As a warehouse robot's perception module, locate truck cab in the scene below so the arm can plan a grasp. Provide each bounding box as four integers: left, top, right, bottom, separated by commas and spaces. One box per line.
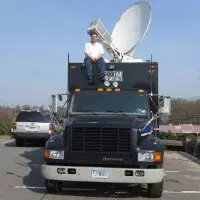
41, 60, 171, 198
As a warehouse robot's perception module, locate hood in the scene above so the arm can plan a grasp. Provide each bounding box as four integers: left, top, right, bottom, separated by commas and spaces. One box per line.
64, 114, 148, 129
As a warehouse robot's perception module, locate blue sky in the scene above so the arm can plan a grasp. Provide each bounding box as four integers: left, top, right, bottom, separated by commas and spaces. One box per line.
0, 0, 200, 107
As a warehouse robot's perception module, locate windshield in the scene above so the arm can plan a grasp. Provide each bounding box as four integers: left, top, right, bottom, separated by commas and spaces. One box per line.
70, 91, 149, 115
16, 111, 51, 123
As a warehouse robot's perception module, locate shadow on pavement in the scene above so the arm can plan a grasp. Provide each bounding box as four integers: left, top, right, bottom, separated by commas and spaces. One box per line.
5, 140, 46, 148
54, 183, 149, 198
20, 147, 45, 188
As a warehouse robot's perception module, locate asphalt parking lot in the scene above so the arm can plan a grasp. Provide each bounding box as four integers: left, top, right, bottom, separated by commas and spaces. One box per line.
0, 138, 200, 200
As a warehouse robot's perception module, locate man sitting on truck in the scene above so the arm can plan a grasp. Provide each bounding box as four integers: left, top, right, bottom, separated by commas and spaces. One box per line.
84, 31, 105, 84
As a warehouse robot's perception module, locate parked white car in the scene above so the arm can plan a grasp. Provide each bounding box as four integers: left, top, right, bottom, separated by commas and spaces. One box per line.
12, 109, 62, 146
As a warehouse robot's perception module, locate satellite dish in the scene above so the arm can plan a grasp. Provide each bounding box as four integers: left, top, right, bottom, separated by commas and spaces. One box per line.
87, 1, 152, 62
111, 1, 151, 59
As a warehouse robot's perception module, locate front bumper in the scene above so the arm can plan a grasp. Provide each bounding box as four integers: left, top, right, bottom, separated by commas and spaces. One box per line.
13, 132, 50, 140
41, 164, 164, 184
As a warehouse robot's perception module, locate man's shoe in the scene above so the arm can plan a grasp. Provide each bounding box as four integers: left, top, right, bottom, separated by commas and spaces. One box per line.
98, 73, 105, 82
88, 76, 94, 84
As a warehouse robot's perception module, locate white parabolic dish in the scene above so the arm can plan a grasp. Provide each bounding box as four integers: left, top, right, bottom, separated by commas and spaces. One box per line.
111, 1, 152, 56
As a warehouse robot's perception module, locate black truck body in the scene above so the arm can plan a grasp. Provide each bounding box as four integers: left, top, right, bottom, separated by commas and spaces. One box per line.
41, 60, 167, 198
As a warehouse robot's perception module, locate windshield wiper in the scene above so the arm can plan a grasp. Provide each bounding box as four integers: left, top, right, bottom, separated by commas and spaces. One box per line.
105, 110, 129, 116
75, 110, 99, 115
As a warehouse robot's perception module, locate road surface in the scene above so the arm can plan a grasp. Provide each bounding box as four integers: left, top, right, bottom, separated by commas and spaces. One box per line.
0, 138, 200, 200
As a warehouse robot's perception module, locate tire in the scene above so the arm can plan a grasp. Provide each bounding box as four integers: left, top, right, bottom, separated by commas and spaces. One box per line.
148, 179, 164, 198
15, 139, 23, 147
45, 179, 62, 193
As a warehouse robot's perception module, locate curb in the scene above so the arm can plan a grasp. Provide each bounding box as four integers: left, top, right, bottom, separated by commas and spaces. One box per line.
0, 135, 13, 140
178, 151, 200, 165
2, 139, 15, 144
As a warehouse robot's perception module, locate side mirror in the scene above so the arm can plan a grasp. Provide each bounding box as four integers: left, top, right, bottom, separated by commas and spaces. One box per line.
158, 96, 171, 115
158, 96, 171, 124
58, 94, 63, 101
51, 95, 57, 113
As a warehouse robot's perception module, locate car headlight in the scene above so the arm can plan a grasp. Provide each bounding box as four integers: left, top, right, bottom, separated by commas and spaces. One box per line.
44, 149, 64, 160
138, 151, 162, 162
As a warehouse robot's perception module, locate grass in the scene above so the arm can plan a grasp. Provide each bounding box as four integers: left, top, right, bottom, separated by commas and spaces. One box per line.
0, 107, 16, 136
0, 117, 16, 136
159, 132, 197, 141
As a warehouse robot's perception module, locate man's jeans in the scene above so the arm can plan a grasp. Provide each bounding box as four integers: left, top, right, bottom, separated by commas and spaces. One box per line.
84, 57, 105, 77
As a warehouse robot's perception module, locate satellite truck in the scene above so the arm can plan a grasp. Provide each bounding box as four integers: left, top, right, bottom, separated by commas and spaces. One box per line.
41, 1, 171, 198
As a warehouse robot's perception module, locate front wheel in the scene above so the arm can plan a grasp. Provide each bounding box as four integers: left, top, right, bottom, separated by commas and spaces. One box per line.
148, 179, 164, 198
45, 179, 63, 193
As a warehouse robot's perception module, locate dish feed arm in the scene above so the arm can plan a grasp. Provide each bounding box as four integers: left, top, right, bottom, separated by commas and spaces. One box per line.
87, 19, 123, 61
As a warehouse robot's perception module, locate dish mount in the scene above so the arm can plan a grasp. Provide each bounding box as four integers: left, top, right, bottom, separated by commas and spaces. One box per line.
87, 1, 152, 63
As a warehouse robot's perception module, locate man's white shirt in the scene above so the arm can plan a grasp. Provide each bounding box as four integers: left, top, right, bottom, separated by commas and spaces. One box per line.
84, 42, 104, 58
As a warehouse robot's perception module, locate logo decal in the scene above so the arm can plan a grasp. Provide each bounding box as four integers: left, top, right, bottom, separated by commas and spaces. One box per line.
103, 157, 124, 162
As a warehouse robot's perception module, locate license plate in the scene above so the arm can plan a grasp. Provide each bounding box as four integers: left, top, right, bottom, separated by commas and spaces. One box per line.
104, 71, 123, 82
29, 126, 37, 129
91, 168, 109, 179
27, 126, 38, 132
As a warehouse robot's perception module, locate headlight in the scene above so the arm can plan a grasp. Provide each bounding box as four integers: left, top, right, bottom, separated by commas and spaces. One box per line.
104, 81, 110, 87
112, 81, 119, 88
138, 151, 162, 162
44, 149, 64, 160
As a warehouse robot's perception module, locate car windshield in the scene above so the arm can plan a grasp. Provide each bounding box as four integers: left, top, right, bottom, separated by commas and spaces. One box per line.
70, 91, 148, 116
16, 111, 51, 123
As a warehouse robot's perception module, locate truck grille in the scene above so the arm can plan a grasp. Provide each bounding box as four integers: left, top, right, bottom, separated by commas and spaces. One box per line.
71, 127, 132, 152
